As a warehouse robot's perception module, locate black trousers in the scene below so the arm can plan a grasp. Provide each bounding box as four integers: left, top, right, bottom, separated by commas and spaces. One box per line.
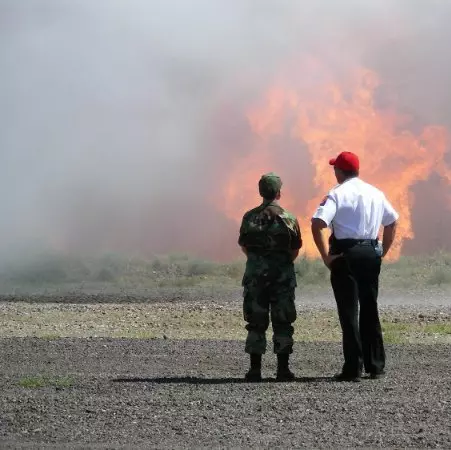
330, 242, 384, 375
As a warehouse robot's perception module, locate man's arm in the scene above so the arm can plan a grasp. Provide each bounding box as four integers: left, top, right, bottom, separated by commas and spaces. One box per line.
311, 218, 329, 260
311, 218, 341, 268
238, 213, 248, 257
310, 192, 337, 268
382, 220, 397, 258
291, 249, 299, 261
380, 193, 399, 258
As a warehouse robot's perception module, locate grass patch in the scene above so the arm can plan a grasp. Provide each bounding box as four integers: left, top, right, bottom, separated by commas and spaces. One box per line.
423, 323, 451, 335
381, 316, 451, 344
40, 333, 61, 340
18, 375, 74, 389
381, 322, 412, 344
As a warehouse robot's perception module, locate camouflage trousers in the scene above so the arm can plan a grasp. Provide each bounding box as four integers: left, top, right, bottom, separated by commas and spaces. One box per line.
243, 282, 297, 355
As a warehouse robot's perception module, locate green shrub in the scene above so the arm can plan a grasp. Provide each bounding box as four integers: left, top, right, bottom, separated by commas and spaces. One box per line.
427, 268, 451, 286
182, 260, 218, 277
295, 256, 329, 285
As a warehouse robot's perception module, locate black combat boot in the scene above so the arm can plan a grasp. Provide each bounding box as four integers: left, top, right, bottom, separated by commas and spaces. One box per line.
244, 354, 262, 382
276, 353, 295, 381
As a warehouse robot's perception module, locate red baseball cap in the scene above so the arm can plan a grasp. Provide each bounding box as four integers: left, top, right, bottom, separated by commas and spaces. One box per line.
329, 151, 359, 172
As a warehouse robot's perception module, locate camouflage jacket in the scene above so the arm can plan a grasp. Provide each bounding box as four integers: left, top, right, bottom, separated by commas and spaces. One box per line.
238, 201, 302, 286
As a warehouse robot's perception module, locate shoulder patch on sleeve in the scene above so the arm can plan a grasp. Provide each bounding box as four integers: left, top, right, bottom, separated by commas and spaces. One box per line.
319, 195, 328, 206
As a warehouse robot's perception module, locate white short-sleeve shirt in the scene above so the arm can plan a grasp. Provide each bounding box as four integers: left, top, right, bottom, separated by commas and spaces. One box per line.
312, 177, 399, 239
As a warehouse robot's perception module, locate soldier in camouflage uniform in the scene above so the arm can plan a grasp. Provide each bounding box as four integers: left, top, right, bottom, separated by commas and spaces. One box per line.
238, 172, 303, 381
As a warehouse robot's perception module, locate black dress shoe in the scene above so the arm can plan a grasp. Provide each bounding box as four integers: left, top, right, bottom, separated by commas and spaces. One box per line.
333, 372, 361, 382
369, 371, 385, 380
276, 368, 295, 382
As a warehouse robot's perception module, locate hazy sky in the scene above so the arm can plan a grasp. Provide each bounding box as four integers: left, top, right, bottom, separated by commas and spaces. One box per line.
1, 0, 450, 260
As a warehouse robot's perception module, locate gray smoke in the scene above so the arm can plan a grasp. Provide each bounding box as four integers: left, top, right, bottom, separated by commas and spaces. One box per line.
1, 0, 450, 261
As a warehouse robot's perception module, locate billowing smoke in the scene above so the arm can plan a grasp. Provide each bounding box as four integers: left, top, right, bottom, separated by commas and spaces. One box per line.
1, 0, 450, 262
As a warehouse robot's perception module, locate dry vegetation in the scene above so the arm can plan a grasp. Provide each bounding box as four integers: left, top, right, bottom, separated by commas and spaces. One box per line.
1, 251, 451, 291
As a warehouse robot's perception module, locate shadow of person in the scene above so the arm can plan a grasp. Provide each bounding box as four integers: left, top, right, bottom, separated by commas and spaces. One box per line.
111, 376, 335, 384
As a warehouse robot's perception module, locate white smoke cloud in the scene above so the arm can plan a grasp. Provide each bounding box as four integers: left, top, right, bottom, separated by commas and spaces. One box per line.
0, 0, 450, 260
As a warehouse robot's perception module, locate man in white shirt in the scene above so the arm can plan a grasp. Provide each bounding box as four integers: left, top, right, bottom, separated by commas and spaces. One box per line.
311, 151, 398, 382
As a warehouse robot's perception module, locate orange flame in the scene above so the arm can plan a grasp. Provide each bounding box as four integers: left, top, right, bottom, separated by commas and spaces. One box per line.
220, 60, 450, 259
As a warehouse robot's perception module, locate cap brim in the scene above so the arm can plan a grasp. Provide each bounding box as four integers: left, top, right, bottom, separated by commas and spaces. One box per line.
329, 158, 336, 166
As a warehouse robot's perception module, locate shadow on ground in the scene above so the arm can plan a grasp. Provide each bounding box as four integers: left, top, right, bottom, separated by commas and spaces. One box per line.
111, 376, 336, 384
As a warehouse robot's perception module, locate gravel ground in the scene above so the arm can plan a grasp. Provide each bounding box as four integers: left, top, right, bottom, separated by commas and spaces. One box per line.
1, 284, 451, 306
0, 338, 450, 449
1, 287, 451, 448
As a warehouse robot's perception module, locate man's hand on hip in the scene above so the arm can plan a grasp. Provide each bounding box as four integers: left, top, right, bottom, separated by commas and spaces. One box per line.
323, 254, 343, 270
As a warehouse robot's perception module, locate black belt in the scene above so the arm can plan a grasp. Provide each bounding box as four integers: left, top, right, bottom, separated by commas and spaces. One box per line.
329, 236, 378, 254
337, 238, 378, 245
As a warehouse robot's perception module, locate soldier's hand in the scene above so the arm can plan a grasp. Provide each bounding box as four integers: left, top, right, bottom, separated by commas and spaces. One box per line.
323, 254, 343, 270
